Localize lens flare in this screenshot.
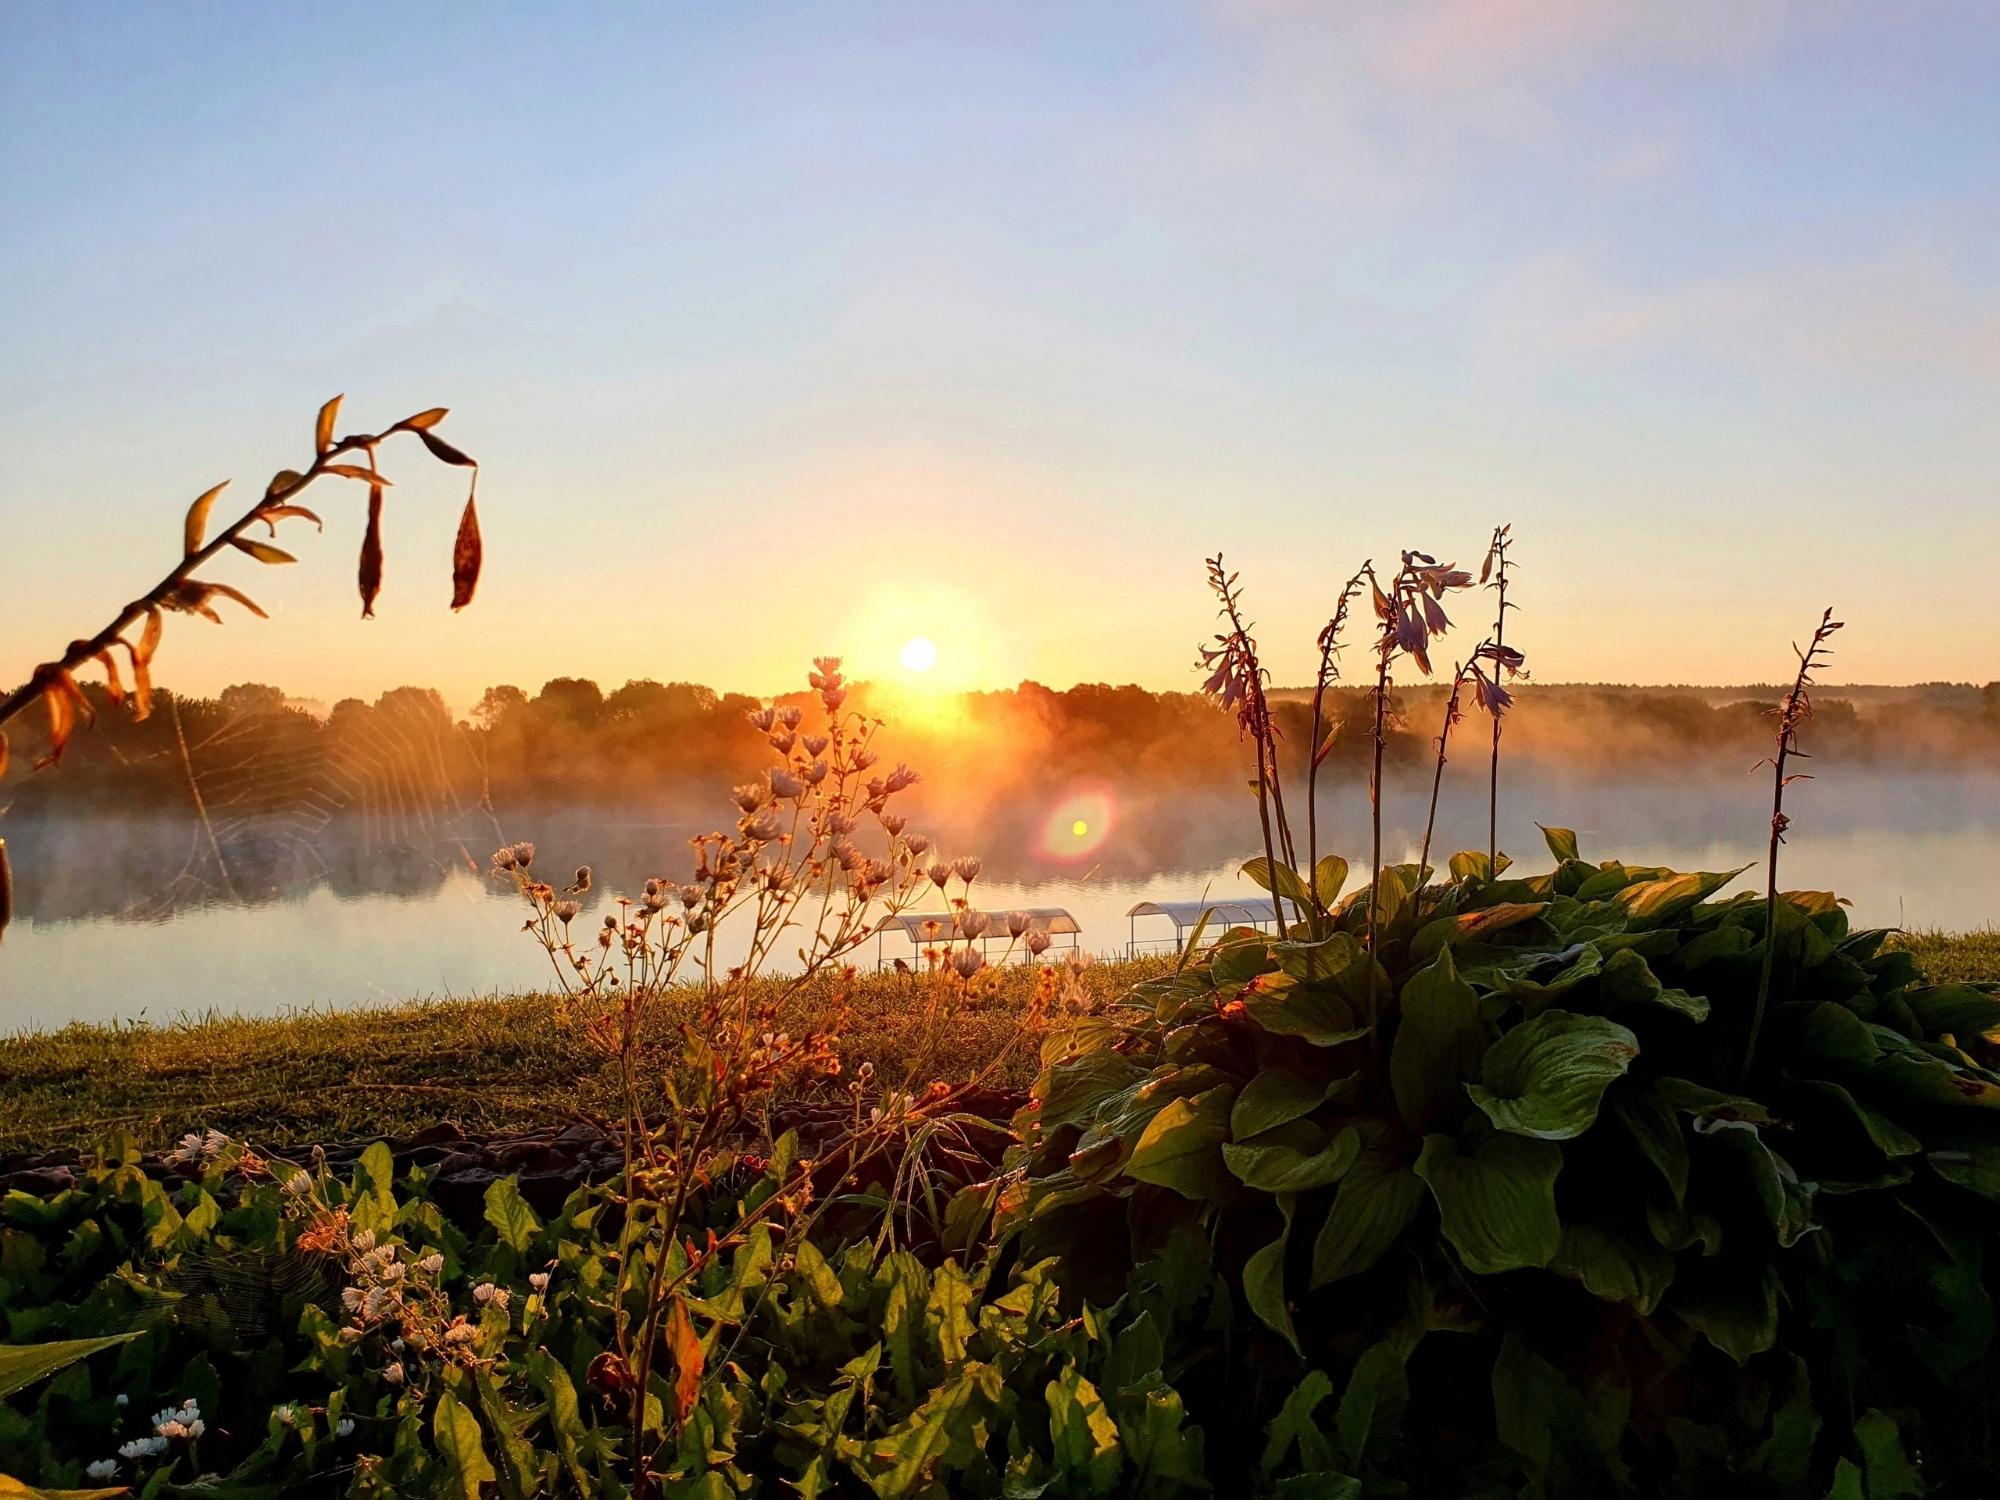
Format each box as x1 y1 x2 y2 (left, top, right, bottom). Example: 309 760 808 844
1040 787 1115 863
900 636 937 672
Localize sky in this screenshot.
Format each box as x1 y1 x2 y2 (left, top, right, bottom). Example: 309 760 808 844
2 1 1996 713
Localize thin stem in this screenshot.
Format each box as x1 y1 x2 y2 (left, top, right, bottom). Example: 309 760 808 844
1418 664 1472 884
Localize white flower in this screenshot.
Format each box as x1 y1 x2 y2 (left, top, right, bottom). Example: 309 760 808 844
87 1460 119 1479
336 1418 356 1438
186 1418 205 1440
156 1421 187 1441
419 1252 445 1276
383 1362 406 1386
283 1173 312 1197
472 1282 510 1310
443 1322 478 1345
119 1437 167 1460
341 1287 364 1312
115 1394 129 1408
275 1404 299 1426
528 1272 550 1292
351 1229 376 1252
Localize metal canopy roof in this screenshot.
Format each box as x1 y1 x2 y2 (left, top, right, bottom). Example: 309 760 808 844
1125 898 1281 929
878 907 1083 940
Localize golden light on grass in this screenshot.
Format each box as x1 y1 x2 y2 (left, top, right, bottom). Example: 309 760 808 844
900 635 938 673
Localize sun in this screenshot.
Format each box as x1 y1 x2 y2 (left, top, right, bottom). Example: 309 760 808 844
899 636 938 673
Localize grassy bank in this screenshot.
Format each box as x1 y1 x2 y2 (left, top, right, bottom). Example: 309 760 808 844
0 957 1172 1157
3 932 1994 1159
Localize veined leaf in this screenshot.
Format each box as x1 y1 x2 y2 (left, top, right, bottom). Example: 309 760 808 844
483 1174 542 1252
1231 1066 1341 1139
451 495 482 610
1224 1126 1359 1192
1538 824 1580 863
1551 1221 1674 1313
1309 1150 1424 1288
1126 1084 1236 1199
433 1388 497 1500
1415 1131 1562 1275
1467 1009 1638 1140
0 1332 140 1398
1391 947 1488 1134
1243 1197 1301 1354
1612 866 1753 927
1314 855 1350 907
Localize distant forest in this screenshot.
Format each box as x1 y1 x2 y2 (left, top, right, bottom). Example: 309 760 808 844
4 674 1997 824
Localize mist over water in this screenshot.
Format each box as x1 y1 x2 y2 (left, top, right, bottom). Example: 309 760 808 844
3 760 1995 1033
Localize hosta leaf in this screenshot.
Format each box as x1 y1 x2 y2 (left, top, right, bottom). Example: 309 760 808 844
1793 1079 1922 1159
1538 824 1580 862
1391 947 1488 1134
1224 1127 1359 1193
1244 856 1314 911
1609 1082 1690 1207
1599 948 1710 1021
1698 1120 1816 1247
1243 1196 1300 1354
1467 1010 1638 1140
1672 1258 1779 1364
1314 855 1350 907
1904 983 2000 1042
1654 1076 1776 1125
1231 1066 1340 1139
0 1332 139 1398
1261 1370 1337 1475
1928 1143 2000 1201
1126 1084 1236 1198
1612 866 1753 927
1551 1221 1674 1313
1415 1131 1562 1275
1309 1150 1424 1288
1335 1332 1416 1470
1411 902 1548 960
1242 985 1370 1049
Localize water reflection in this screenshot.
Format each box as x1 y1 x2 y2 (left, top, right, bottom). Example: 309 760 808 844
2 766 1996 1032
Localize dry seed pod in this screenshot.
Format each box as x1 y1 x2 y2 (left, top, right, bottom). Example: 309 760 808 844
359 485 385 618
450 494 482 611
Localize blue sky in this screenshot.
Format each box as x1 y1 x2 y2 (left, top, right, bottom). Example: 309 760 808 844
2 2 1995 706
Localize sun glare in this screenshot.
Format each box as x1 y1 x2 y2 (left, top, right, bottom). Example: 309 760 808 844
900 636 937 673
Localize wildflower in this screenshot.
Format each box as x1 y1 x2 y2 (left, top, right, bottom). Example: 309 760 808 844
880 812 907 836
803 758 829 785
767 730 797 753
511 841 536 868
87 1460 119 1480
283 1172 312 1196
905 833 931 856
883 763 920 794
769 768 805 800
120 1437 169 1460
443 1321 478 1345
116 1394 130 1408
803 734 829 756
420 1251 444 1275
553 899 582 926
569 865 592 894
352 1229 376 1251
852 748 879 772
529 1271 550 1293
957 910 990 940
953 855 983 884
927 861 952 890
336 1418 356 1439
472 1282 509 1309
383 1361 406 1386
491 847 518 871
1007 910 1032 937
342 1287 365 1312
951 948 986 979
275 1405 300 1427
779 704 804 729
745 706 777 732
743 812 782 842
1027 930 1052 956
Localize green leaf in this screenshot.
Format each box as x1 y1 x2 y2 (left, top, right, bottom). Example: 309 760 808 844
1125 1084 1237 1199
1415 1132 1563 1275
1309 1151 1424 1288
483 1176 543 1254
1411 902 1549 961
1551 1221 1674 1313
1467 1009 1639 1140
1260 1370 1337 1475
1231 1066 1340 1140
1600 948 1710 1021
926 1260 976 1366
0 1477 131 1499
1672 1259 1779 1364
1243 1198 1300 1354
1335 1333 1415 1470
1610 1083 1690 1207
434 1388 497 1500
1391 947 1488 1134
1122 1387 1205 1489
1612 866 1753 927
1241 984 1371 1050
1904 983 2000 1042
1654 1076 1776 1125
351 1140 397 1234
1853 1409 1922 1499
1539 824 1580 862
1224 1128 1359 1193
1243 856 1314 913
0 1333 139 1398
1314 856 1350 908
1045 1366 1123 1491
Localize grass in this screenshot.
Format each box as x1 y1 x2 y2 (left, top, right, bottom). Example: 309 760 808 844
3 934 1993 1161
0 957 1174 1158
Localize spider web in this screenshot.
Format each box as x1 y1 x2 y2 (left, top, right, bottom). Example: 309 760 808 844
114 693 499 922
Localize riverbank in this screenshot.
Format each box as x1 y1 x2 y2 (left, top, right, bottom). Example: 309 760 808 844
2 931 1993 1158
0 957 1168 1156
